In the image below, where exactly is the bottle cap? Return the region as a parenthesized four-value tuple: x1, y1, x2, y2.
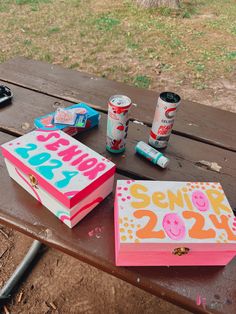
(156, 155, 169, 168)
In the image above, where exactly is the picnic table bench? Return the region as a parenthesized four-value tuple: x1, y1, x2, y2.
(0, 57, 236, 314)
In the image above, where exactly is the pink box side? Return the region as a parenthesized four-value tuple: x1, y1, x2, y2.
(114, 191, 120, 266)
(116, 250, 236, 266)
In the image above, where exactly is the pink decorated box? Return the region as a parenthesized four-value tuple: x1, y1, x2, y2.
(1, 130, 116, 228)
(115, 180, 236, 266)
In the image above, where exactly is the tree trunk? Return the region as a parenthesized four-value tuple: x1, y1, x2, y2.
(136, 0, 180, 8)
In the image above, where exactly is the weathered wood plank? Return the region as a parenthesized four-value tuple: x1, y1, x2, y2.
(0, 57, 235, 151)
(0, 131, 235, 314)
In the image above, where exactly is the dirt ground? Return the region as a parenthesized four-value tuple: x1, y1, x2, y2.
(0, 226, 190, 314)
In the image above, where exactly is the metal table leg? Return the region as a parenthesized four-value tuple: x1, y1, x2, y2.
(0, 240, 44, 305)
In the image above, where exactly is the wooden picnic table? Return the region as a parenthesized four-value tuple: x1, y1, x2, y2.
(0, 57, 236, 314)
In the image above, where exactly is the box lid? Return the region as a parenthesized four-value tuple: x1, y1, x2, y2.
(1, 130, 115, 209)
(115, 180, 236, 252)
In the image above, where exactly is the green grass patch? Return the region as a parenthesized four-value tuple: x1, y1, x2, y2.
(133, 75, 151, 89)
(23, 39, 32, 45)
(193, 80, 208, 90)
(0, 0, 235, 94)
(48, 26, 60, 35)
(194, 63, 205, 72)
(95, 14, 120, 31)
(41, 52, 53, 63)
(225, 51, 236, 60)
(15, 0, 51, 4)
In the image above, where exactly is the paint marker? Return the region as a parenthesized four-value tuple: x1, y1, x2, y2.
(135, 141, 169, 168)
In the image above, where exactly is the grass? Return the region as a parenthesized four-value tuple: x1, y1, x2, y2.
(0, 0, 235, 92)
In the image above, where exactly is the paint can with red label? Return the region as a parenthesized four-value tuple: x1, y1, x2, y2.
(106, 95, 132, 153)
(149, 92, 181, 149)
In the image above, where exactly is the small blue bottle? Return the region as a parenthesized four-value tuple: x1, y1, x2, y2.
(135, 141, 169, 168)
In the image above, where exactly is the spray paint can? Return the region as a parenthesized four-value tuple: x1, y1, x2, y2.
(106, 95, 132, 153)
(135, 141, 169, 168)
(149, 92, 181, 149)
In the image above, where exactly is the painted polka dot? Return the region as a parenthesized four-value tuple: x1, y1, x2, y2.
(121, 198, 126, 202)
(121, 235, 127, 241)
(119, 218, 123, 224)
(117, 193, 122, 197)
(131, 224, 134, 228)
(187, 183, 191, 186)
(124, 223, 129, 227)
(137, 224, 141, 228)
(118, 187, 122, 190)
(211, 185, 216, 189)
(129, 235, 133, 239)
(124, 187, 128, 191)
(120, 228, 125, 233)
(135, 239, 140, 243)
(127, 196, 131, 200)
(182, 187, 188, 192)
(233, 228, 236, 231)
(124, 217, 128, 221)
(127, 181, 131, 184)
(128, 230, 133, 234)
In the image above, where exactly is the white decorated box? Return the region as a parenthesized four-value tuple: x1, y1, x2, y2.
(1, 129, 116, 228)
(115, 180, 236, 266)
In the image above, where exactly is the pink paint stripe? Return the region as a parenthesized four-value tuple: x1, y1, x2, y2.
(69, 166, 115, 208)
(15, 167, 42, 203)
(61, 197, 103, 222)
(60, 215, 70, 222)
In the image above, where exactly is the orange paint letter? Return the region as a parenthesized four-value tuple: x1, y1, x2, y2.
(130, 184, 150, 209)
(167, 189, 184, 211)
(152, 192, 168, 209)
(183, 193, 193, 211)
(206, 189, 231, 215)
(134, 210, 165, 239)
(209, 214, 236, 241)
(183, 211, 216, 239)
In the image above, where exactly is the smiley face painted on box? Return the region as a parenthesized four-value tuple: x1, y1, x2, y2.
(162, 213, 186, 240)
(192, 190, 209, 212)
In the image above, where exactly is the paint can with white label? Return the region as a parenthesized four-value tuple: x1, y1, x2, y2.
(149, 92, 181, 149)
